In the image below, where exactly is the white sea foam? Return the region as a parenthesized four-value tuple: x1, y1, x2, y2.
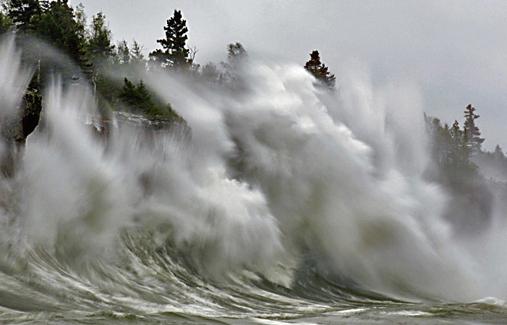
(0, 36, 506, 303)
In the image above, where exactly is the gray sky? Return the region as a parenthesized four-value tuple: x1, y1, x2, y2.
(74, 0, 507, 150)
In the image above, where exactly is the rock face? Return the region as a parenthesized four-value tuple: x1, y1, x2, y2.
(114, 111, 186, 130)
(0, 115, 24, 178)
(0, 91, 42, 177)
(20, 90, 43, 141)
(0, 103, 190, 178)
(0, 132, 21, 178)
(112, 111, 191, 142)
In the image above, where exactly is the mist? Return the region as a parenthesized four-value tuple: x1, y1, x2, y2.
(76, 0, 507, 150)
(1, 2, 507, 323)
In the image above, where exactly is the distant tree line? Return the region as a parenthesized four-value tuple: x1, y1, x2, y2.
(2, 2, 507, 232)
(0, 2, 340, 142)
(427, 105, 484, 178)
(425, 104, 507, 233)
(1, 2, 504, 161)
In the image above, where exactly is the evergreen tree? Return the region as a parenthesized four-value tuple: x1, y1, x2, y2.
(88, 12, 115, 64)
(73, 3, 93, 78)
(84, 11, 114, 97)
(227, 42, 247, 65)
(304, 50, 336, 89)
(130, 40, 144, 64)
(426, 116, 478, 194)
(493, 144, 505, 160)
(119, 78, 181, 120)
(449, 120, 470, 165)
(216, 42, 248, 89)
(0, 11, 13, 33)
(33, 0, 86, 65)
(463, 104, 485, 155)
(450, 120, 462, 142)
(201, 62, 220, 83)
(5, 0, 46, 31)
(74, 3, 86, 29)
(119, 78, 150, 110)
(116, 40, 130, 64)
(149, 9, 192, 70)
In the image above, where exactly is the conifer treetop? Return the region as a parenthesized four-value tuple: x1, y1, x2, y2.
(304, 50, 335, 89)
(150, 9, 192, 70)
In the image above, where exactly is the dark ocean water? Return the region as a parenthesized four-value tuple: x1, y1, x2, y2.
(1, 232, 506, 325)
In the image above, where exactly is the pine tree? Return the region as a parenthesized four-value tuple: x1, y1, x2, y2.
(450, 120, 468, 163)
(304, 50, 336, 89)
(216, 42, 248, 88)
(201, 62, 220, 82)
(116, 40, 130, 64)
(227, 42, 247, 64)
(130, 40, 144, 64)
(493, 144, 505, 160)
(73, 3, 93, 79)
(463, 104, 485, 155)
(83, 11, 114, 96)
(430, 119, 476, 178)
(5, 0, 46, 31)
(0, 11, 13, 33)
(149, 9, 192, 70)
(88, 12, 115, 64)
(119, 78, 181, 120)
(119, 78, 150, 110)
(33, 0, 86, 65)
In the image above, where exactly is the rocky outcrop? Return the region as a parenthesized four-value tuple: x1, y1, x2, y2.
(0, 89, 42, 177)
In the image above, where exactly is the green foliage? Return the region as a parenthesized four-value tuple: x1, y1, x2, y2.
(130, 40, 144, 64)
(304, 50, 336, 89)
(426, 104, 491, 201)
(119, 78, 149, 108)
(426, 109, 495, 232)
(115, 40, 144, 66)
(116, 40, 129, 64)
(118, 78, 182, 121)
(88, 12, 114, 64)
(463, 104, 485, 155)
(6, 1, 105, 79)
(201, 62, 220, 83)
(82, 11, 115, 89)
(32, 0, 85, 64)
(0, 10, 13, 33)
(5, 0, 46, 31)
(428, 117, 477, 182)
(95, 74, 122, 102)
(2, 1, 189, 141)
(150, 9, 192, 71)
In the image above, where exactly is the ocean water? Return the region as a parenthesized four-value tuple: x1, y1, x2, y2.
(1, 36, 507, 324)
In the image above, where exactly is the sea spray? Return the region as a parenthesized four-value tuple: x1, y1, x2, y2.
(0, 35, 506, 323)
(143, 61, 481, 299)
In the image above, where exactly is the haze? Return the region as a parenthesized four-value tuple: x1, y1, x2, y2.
(75, 0, 507, 149)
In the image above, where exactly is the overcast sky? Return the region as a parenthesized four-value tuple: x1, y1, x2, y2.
(74, 0, 507, 149)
